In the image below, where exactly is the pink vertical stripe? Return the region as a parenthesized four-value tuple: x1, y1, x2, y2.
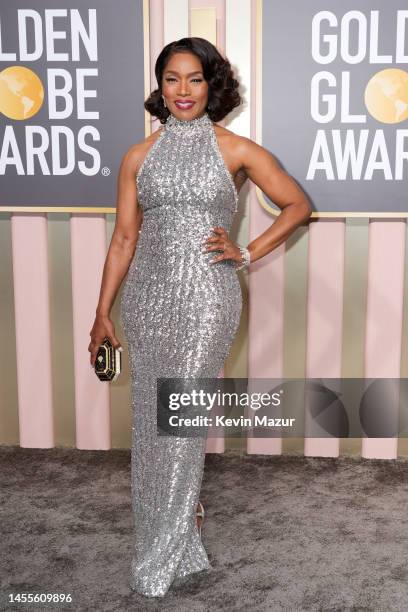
(304, 220, 345, 458)
(247, 0, 284, 456)
(11, 213, 54, 448)
(362, 220, 406, 459)
(247, 213, 285, 456)
(70, 214, 110, 450)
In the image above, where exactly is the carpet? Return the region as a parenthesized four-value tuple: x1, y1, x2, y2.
(1, 446, 408, 611)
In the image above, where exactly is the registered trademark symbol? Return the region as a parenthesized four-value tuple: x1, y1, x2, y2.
(101, 167, 110, 176)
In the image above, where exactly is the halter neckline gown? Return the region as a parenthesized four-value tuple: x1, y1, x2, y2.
(120, 110, 242, 598)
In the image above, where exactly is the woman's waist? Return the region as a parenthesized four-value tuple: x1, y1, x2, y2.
(129, 243, 237, 280)
(140, 207, 233, 233)
(137, 225, 233, 254)
(131, 212, 236, 276)
(136, 234, 207, 255)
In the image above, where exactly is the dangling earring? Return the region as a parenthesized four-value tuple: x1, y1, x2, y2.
(162, 94, 167, 108)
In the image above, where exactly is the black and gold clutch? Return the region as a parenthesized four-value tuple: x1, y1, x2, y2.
(94, 337, 122, 382)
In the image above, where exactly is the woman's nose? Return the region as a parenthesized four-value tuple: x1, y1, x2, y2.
(177, 82, 191, 95)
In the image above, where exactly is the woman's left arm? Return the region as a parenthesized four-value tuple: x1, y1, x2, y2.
(237, 137, 312, 264)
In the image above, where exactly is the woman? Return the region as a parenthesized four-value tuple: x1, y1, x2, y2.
(88, 37, 311, 598)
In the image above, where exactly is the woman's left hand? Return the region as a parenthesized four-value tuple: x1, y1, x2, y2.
(202, 226, 243, 266)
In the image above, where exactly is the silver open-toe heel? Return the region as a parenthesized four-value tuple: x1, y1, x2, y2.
(196, 500, 205, 537)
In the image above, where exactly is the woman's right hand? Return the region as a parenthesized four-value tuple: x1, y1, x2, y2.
(88, 314, 123, 367)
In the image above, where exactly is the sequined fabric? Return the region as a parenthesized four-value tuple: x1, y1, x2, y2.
(120, 111, 242, 598)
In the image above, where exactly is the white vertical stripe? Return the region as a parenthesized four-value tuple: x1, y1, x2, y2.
(163, 0, 189, 43)
(225, 0, 251, 137)
(48, 212, 76, 447)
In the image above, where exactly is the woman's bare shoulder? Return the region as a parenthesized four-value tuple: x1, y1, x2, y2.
(213, 123, 252, 176)
(214, 123, 272, 172)
(213, 122, 239, 141)
(214, 123, 252, 152)
(121, 126, 164, 174)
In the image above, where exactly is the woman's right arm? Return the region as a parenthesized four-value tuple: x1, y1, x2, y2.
(88, 143, 144, 366)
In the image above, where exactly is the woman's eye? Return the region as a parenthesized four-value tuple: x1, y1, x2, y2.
(164, 78, 203, 83)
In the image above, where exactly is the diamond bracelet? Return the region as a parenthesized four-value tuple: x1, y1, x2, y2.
(234, 245, 251, 271)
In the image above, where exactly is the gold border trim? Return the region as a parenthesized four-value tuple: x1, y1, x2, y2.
(0, 0, 150, 215)
(255, 0, 408, 219)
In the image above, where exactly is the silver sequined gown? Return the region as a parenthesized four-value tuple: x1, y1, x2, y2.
(120, 111, 242, 598)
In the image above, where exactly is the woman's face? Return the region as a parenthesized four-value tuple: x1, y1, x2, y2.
(161, 52, 209, 120)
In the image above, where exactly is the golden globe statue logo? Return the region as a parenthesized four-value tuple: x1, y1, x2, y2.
(0, 8, 100, 176)
(0, 66, 44, 120)
(365, 68, 408, 125)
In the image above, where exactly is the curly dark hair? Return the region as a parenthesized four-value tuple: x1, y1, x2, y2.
(144, 37, 242, 124)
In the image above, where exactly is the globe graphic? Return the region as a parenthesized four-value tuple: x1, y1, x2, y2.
(0, 66, 44, 120)
(364, 68, 408, 124)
